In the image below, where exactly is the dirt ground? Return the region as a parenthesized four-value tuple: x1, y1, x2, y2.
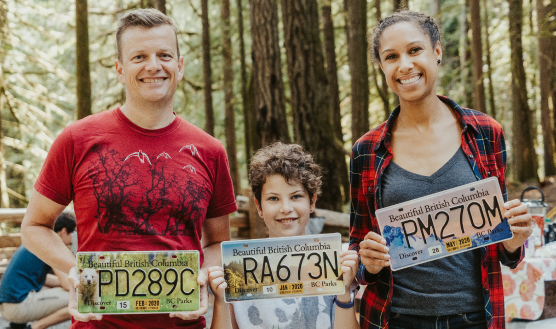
(507, 175, 556, 219)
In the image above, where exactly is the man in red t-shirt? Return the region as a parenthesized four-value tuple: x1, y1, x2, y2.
(20, 9, 237, 329)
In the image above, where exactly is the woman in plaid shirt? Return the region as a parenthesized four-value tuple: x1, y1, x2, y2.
(349, 11, 533, 329)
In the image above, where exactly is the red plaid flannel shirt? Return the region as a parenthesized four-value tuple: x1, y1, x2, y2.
(349, 96, 524, 329)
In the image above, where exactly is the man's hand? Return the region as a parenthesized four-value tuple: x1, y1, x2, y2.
(359, 231, 390, 275)
(169, 268, 209, 320)
(502, 199, 533, 254)
(67, 267, 102, 322)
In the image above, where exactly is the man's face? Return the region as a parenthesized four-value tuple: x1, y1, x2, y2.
(115, 25, 183, 105)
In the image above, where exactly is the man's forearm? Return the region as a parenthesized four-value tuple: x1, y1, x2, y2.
(22, 225, 75, 273)
(202, 242, 223, 271)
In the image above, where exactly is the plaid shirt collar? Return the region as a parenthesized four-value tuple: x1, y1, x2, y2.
(374, 95, 481, 153)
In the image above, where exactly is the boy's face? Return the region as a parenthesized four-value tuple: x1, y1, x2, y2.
(255, 174, 316, 238)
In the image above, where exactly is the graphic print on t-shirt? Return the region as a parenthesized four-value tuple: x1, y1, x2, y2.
(88, 143, 208, 237)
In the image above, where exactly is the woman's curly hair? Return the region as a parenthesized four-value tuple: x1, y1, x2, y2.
(249, 142, 323, 204)
(370, 11, 441, 62)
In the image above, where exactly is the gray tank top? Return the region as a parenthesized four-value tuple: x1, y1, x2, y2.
(382, 147, 484, 315)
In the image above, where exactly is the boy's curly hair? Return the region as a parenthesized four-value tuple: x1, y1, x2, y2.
(249, 142, 323, 204)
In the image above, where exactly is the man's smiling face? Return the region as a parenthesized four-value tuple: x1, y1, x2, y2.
(115, 24, 183, 105)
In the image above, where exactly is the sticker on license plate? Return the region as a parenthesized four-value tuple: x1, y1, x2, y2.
(221, 233, 345, 302)
(375, 177, 513, 271)
(76, 250, 199, 314)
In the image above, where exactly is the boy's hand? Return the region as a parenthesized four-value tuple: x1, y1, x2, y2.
(359, 232, 390, 275)
(207, 266, 228, 302)
(340, 250, 358, 289)
(67, 266, 103, 322)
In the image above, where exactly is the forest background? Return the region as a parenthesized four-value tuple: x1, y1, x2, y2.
(0, 0, 555, 213)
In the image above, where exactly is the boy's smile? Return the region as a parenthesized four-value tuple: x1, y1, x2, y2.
(255, 174, 316, 238)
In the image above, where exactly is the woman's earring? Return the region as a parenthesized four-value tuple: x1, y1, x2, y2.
(437, 59, 441, 64)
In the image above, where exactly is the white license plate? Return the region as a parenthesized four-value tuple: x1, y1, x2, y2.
(375, 177, 513, 271)
(221, 233, 345, 302)
(76, 250, 199, 314)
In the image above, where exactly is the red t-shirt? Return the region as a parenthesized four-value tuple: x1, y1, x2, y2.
(35, 108, 237, 328)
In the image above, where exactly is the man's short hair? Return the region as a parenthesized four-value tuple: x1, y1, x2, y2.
(116, 8, 180, 61)
(54, 212, 76, 234)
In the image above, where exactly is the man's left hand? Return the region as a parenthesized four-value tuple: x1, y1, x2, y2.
(502, 199, 533, 255)
(168, 268, 208, 320)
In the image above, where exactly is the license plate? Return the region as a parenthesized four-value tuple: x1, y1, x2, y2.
(375, 177, 513, 271)
(76, 250, 199, 314)
(221, 233, 344, 302)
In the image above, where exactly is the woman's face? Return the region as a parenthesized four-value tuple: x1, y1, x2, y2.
(378, 21, 442, 104)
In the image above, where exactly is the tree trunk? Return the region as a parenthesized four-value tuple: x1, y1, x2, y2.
(321, 1, 349, 204)
(76, 0, 92, 120)
(393, 0, 409, 11)
(344, 0, 369, 144)
(281, 0, 344, 211)
(469, 0, 486, 113)
(201, 0, 214, 136)
(482, 0, 496, 119)
(509, 0, 538, 181)
(250, 0, 289, 146)
(536, 0, 556, 176)
(236, 0, 252, 174)
(551, 0, 556, 156)
(221, 0, 240, 195)
(0, 0, 10, 207)
(141, 0, 155, 8)
(430, 0, 441, 29)
(246, 71, 260, 156)
(460, 1, 470, 105)
(375, 0, 390, 118)
(156, 0, 166, 14)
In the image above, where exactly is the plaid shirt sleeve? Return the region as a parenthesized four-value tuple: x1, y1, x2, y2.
(349, 135, 384, 286)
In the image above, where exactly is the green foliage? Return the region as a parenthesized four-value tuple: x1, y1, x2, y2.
(0, 0, 551, 208)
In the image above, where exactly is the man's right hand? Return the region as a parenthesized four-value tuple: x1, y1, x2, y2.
(67, 267, 103, 322)
(359, 232, 390, 275)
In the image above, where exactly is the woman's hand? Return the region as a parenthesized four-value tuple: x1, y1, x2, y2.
(502, 199, 533, 254)
(359, 232, 390, 275)
(207, 266, 227, 302)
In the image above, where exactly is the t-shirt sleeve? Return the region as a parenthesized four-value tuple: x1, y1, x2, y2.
(206, 144, 237, 219)
(34, 127, 75, 206)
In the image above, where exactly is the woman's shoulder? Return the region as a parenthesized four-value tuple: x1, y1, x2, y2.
(456, 105, 503, 133)
(352, 122, 389, 156)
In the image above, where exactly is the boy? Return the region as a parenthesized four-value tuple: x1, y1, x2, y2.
(208, 142, 359, 329)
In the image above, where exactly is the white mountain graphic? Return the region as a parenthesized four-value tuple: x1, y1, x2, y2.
(183, 165, 197, 174)
(179, 145, 199, 157)
(124, 150, 152, 165)
(157, 152, 172, 160)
